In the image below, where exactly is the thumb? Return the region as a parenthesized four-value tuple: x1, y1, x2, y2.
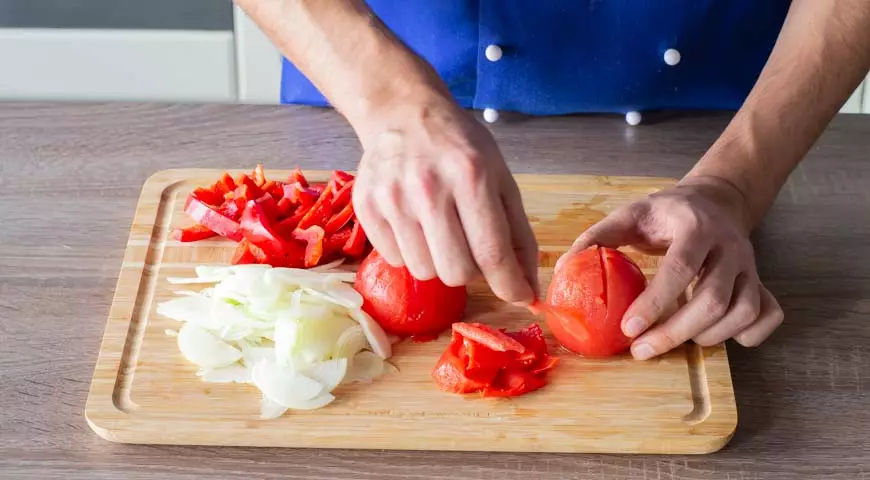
(556, 204, 645, 271)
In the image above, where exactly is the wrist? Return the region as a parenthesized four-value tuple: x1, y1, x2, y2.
(678, 173, 754, 234)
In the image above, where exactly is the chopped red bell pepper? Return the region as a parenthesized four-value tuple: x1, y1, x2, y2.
(231, 238, 258, 264)
(332, 180, 354, 209)
(323, 227, 352, 257)
(308, 182, 326, 195)
(252, 164, 267, 187)
(291, 225, 326, 268)
(327, 170, 354, 196)
(239, 198, 304, 267)
(283, 183, 319, 207)
(212, 172, 236, 196)
(192, 187, 223, 207)
(184, 195, 243, 241)
(342, 221, 367, 257)
(296, 183, 334, 230)
(172, 224, 216, 242)
(288, 167, 309, 188)
(325, 202, 354, 233)
(275, 197, 294, 217)
(235, 174, 264, 200)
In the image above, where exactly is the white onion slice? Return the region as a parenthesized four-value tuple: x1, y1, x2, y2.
(334, 325, 367, 359)
(177, 323, 243, 368)
(251, 359, 324, 406)
(157, 296, 216, 328)
(309, 258, 345, 272)
(349, 308, 392, 359)
(197, 364, 251, 383)
(344, 351, 393, 384)
(302, 358, 348, 391)
(260, 396, 289, 420)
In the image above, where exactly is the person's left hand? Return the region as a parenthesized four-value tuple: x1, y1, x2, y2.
(559, 175, 784, 360)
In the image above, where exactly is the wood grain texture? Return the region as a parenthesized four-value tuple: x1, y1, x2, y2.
(1, 103, 869, 478)
(85, 169, 735, 453)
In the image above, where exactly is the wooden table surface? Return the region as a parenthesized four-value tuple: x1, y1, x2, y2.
(1, 103, 868, 479)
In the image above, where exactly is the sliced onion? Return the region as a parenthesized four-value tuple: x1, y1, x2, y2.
(251, 359, 324, 406)
(302, 358, 348, 391)
(159, 264, 394, 417)
(349, 308, 392, 359)
(308, 258, 345, 272)
(177, 323, 243, 368)
(157, 295, 217, 328)
(344, 351, 391, 384)
(334, 325, 367, 359)
(260, 395, 289, 420)
(197, 364, 251, 383)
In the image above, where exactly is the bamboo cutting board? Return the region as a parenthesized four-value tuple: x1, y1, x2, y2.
(86, 169, 737, 454)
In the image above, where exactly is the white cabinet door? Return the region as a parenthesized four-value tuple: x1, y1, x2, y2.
(233, 6, 282, 105)
(0, 28, 237, 102)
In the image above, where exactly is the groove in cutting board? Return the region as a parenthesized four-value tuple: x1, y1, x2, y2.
(86, 169, 737, 453)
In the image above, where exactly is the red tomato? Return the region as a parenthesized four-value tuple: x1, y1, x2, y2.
(546, 246, 646, 357)
(354, 250, 467, 337)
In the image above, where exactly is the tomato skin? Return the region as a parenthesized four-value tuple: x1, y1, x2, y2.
(355, 250, 467, 337)
(546, 246, 646, 357)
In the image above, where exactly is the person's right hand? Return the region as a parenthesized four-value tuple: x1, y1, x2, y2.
(352, 96, 539, 304)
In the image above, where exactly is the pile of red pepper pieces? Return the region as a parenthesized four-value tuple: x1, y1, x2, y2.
(432, 322, 559, 397)
(172, 165, 368, 268)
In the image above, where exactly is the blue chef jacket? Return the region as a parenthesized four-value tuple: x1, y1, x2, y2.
(280, 0, 792, 115)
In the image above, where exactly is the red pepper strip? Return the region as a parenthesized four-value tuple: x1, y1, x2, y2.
(296, 183, 334, 230)
(325, 202, 354, 233)
(481, 370, 547, 398)
(235, 174, 264, 200)
(239, 198, 297, 260)
(288, 167, 309, 188)
(261, 180, 279, 199)
(327, 170, 354, 196)
(219, 198, 242, 220)
(323, 227, 352, 257)
(231, 239, 258, 264)
(431, 333, 490, 394)
(192, 187, 223, 207)
(254, 194, 279, 221)
(452, 322, 526, 353)
(332, 180, 354, 209)
(283, 183, 319, 207)
(342, 221, 367, 257)
(184, 195, 243, 241)
(308, 182, 326, 195)
(275, 197, 294, 218)
(292, 225, 326, 268)
(211, 172, 236, 196)
(172, 224, 217, 242)
(252, 164, 267, 186)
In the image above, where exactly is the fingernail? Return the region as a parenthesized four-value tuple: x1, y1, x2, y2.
(632, 343, 655, 361)
(623, 316, 646, 337)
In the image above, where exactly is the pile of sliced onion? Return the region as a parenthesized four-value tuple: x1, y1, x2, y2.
(158, 263, 394, 419)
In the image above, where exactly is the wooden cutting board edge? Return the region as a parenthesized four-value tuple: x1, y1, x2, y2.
(85, 168, 737, 454)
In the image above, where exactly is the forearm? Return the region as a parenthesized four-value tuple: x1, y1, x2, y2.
(685, 0, 870, 229)
(234, 0, 452, 142)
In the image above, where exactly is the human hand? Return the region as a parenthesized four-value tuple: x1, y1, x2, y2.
(561, 175, 784, 360)
(352, 96, 539, 303)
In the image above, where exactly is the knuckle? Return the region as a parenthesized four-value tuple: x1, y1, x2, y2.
(701, 290, 731, 319)
(655, 330, 680, 351)
(439, 266, 475, 288)
(666, 258, 697, 284)
(693, 335, 720, 347)
(376, 181, 404, 216)
(474, 244, 512, 272)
